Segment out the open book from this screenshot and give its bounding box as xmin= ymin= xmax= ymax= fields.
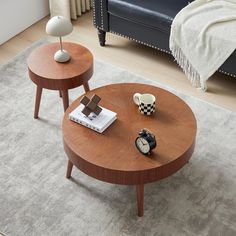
xmin=69 ymin=104 xmax=117 ymax=133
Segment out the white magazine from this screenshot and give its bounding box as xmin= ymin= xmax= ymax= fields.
xmin=69 ymin=104 xmax=117 ymax=133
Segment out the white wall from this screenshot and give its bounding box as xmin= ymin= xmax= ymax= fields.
xmin=0 ymin=0 xmax=49 ymax=45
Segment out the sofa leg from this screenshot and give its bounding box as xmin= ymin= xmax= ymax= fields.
xmin=98 ymin=29 xmax=106 ymax=46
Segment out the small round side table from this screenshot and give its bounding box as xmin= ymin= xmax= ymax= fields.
xmin=27 ymin=42 xmax=93 ymax=118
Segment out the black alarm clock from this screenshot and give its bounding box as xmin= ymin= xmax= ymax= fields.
xmin=135 ymin=129 xmax=157 ymax=155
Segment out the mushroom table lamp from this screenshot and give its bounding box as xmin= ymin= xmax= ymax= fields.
xmin=46 ymin=16 xmax=73 ymax=63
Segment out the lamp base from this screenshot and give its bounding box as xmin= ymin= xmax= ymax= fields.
xmin=54 ymin=50 xmax=70 ymax=63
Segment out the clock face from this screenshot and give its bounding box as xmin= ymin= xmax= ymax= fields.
xmin=135 ymin=137 xmax=150 ymax=154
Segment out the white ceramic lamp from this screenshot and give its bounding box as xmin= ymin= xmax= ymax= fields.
xmin=46 ymin=16 xmax=73 ymax=63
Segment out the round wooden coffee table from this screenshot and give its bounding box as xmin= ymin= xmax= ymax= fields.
xmin=62 ymin=83 xmax=197 ymax=216
xmin=27 ymin=42 xmax=93 ymax=118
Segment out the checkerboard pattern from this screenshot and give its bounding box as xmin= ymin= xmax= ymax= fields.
xmin=139 ymin=102 xmax=155 ymax=115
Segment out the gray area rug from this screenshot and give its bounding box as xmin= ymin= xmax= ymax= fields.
xmin=0 ymin=40 xmax=236 ymax=236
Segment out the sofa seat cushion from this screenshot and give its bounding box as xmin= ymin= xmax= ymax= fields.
xmin=108 ymin=0 xmax=191 ymax=33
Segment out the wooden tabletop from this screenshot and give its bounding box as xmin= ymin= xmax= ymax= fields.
xmin=62 ymin=83 xmax=197 ymax=185
xmin=27 ymin=42 xmax=93 ymax=90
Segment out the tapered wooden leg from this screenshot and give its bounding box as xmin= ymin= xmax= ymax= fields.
xmin=136 ymin=184 xmax=144 ymax=217
xmin=83 ymin=81 xmax=90 ymax=92
xmin=34 ymin=86 xmax=43 ymax=119
xmin=61 ymin=90 xmax=69 ymax=112
xmin=66 ymin=160 xmax=73 ymax=178
xmin=59 ymin=90 xmax=62 ymax=98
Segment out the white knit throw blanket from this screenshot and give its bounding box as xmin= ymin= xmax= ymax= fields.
xmin=170 ymin=0 xmax=236 ymax=91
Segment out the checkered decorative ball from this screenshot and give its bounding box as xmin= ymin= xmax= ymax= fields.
xmin=139 ymin=102 xmax=155 ymax=115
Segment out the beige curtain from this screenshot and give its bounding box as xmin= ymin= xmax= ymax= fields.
xmin=49 ymin=0 xmax=92 ymax=20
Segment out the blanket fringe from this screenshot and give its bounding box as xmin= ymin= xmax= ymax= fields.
xmin=170 ymin=38 xmax=207 ymax=91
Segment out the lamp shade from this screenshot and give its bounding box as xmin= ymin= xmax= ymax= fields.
xmin=46 ymin=16 xmax=73 ymax=37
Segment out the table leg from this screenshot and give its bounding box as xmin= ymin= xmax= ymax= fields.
xmin=136 ymin=184 xmax=144 ymax=217
xmin=59 ymin=90 xmax=62 ymax=98
xmin=34 ymin=86 xmax=42 ymax=119
xmin=83 ymin=81 xmax=90 ymax=92
xmin=61 ymin=90 xmax=69 ymax=112
xmin=66 ymin=160 xmax=73 ymax=178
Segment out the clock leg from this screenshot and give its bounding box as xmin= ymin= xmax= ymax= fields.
xmin=66 ymin=160 xmax=73 ymax=178
xmin=136 ymin=184 xmax=144 ymax=217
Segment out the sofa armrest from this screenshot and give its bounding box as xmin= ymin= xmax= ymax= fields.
xmin=92 ymin=0 xmax=109 ymax=31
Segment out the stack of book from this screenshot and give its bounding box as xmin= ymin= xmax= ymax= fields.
xmin=69 ymin=104 xmax=117 ymax=133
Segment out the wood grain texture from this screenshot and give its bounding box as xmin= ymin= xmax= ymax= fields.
xmin=83 ymin=81 xmax=90 ymax=92
xmin=27 ymin=42 xmax=93 ymax=116
xmin=66 ymin=160 xmax=73 ymax=179
xmin=27 ymin=42 xmax=93 ymax=90
xmin=62 ymin=83 xmax=197 ymax=185
xmin=61 ymin=90 xmax=69 ymax=112
xmin=34 ymin=86 xmax=42 ymax=119
xmin=136 ymin=185 xmax=144 ymax=217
